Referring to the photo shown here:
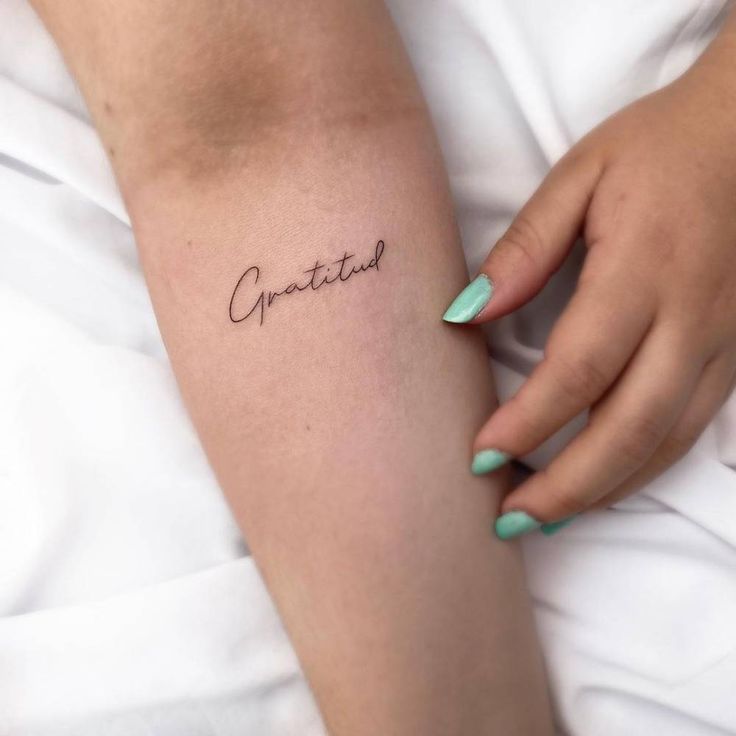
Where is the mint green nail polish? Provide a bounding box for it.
[471,449,510,475]
[540,515,578,536]
[443,275,493,323]
[494,511,542,541]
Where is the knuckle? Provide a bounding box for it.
[502,395,541,443]
[660,426,701,463]
[615,415,663,467]
[498,215,546,267]
[548,353,610,404]
[537,470,588,519]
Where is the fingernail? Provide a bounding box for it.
[442,274,493,323]
[494,511,542,541]
[540,515,578,536]
[471,449,510,475]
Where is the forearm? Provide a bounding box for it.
[31,2,553,733]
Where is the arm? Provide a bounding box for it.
[30,2,553,732]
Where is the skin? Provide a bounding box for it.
[29,1,554,734]
[462,9,736,524]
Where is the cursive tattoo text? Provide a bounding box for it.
[229,239,386,326]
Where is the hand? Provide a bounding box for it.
[442,43,736,540]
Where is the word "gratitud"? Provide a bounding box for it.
[228,240,386,326]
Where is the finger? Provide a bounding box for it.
[590,352,736,510]
[471,266,654,474]
[494,325,703,538]
[442,149,604,324]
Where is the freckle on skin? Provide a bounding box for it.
[103,100,113,115]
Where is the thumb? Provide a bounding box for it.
[443,151,604,324]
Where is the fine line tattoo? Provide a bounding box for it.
[229,239,386,326]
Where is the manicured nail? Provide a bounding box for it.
[540,515,578,536]
[471,449,510,475]
[443,274,493,323]
[494,511,542,541]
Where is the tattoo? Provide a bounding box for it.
[229,239,386,326]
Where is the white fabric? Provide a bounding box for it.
[1,0,735,734]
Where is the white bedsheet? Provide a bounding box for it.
[1,1,735,733]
